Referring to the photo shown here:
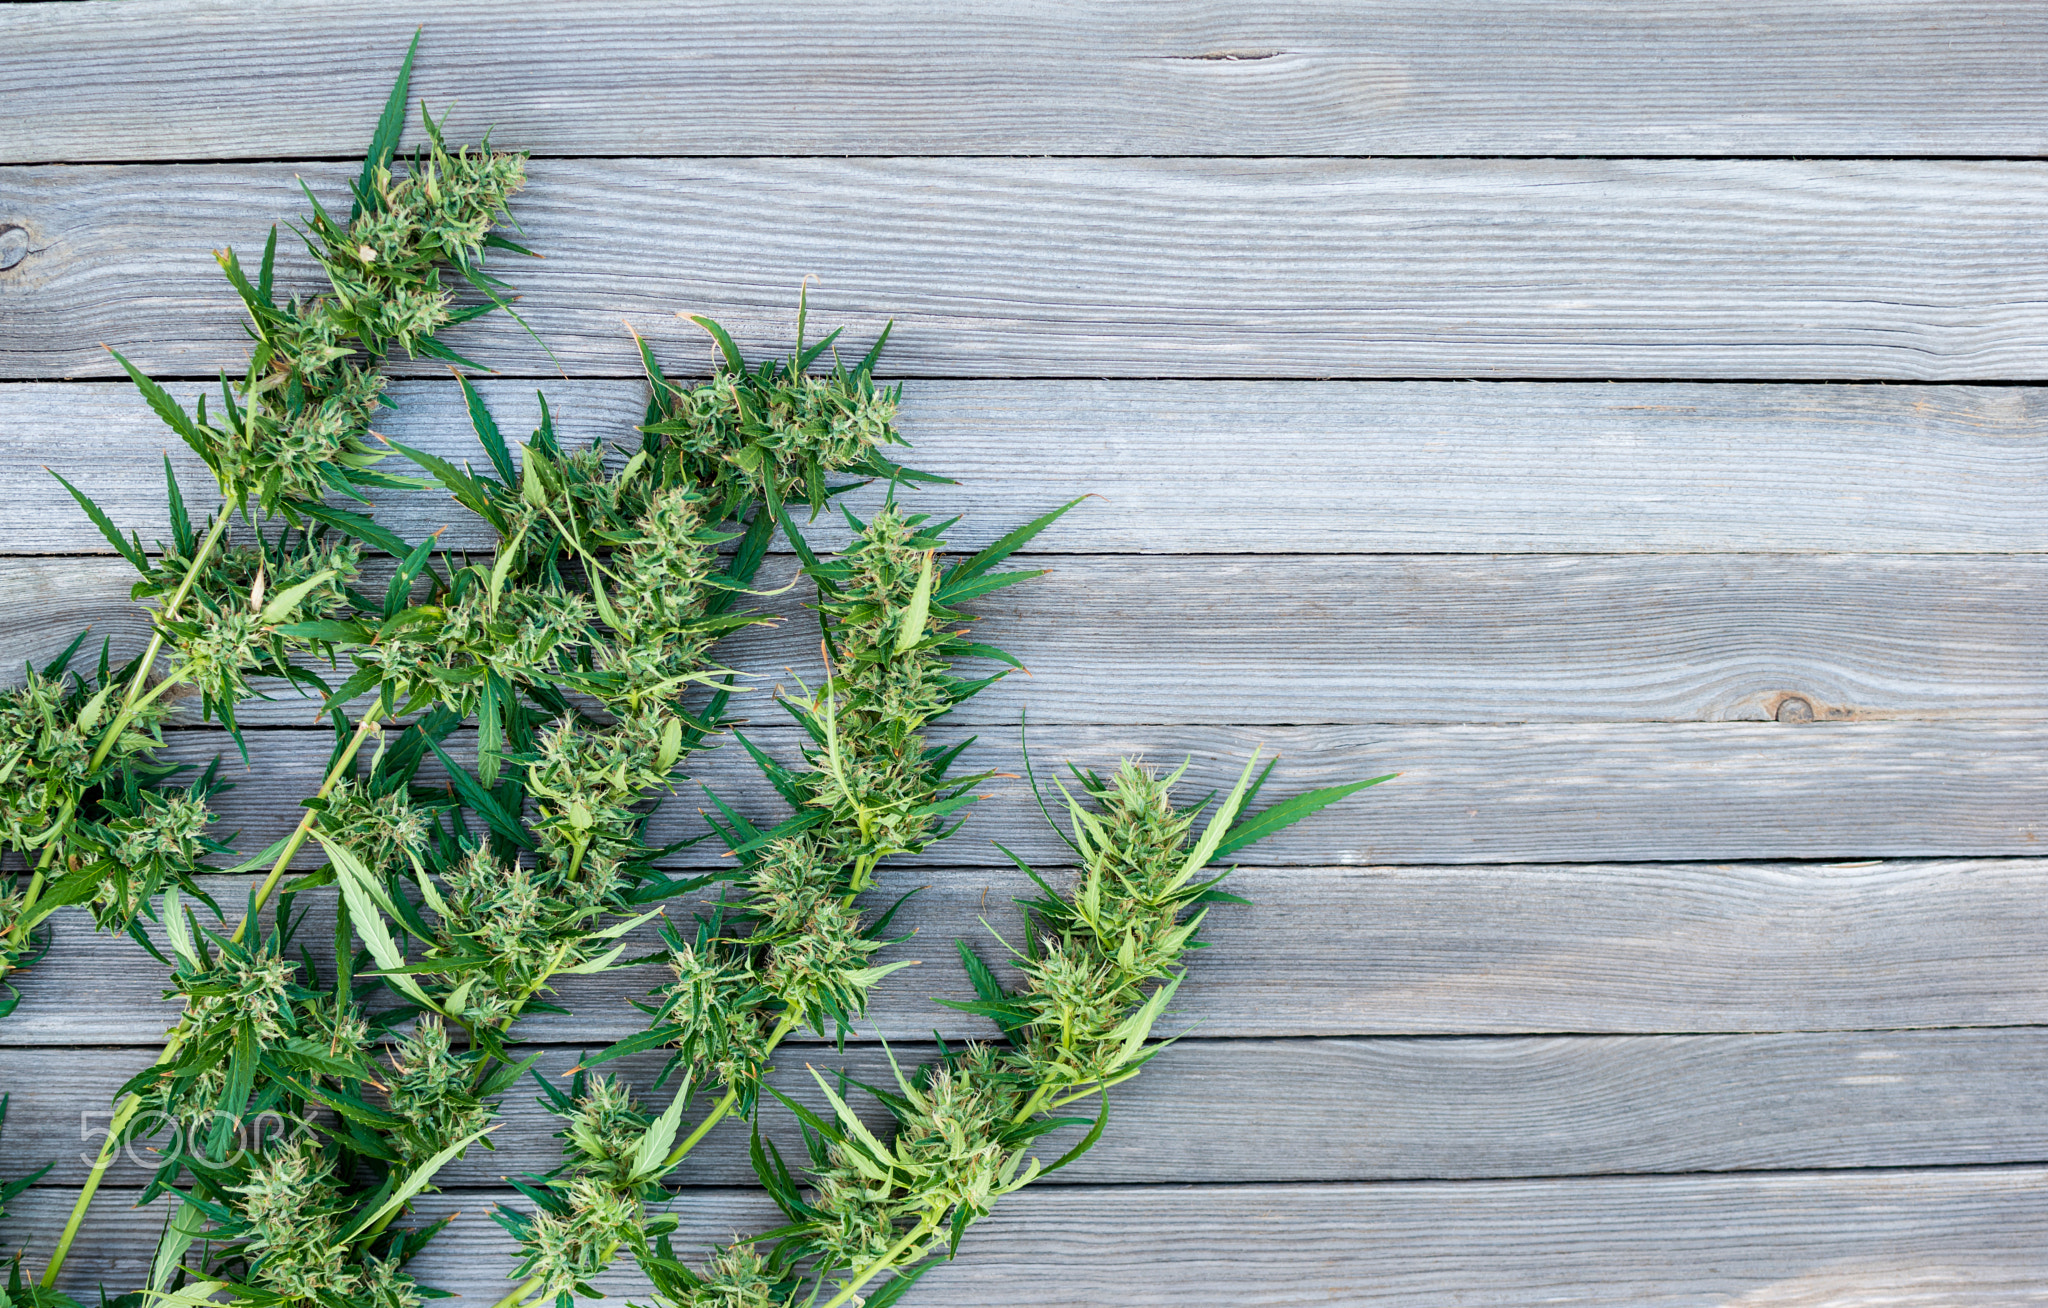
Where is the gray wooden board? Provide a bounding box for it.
[14,379,2048,555]
[8,552,2048,726]
[10,160,2048,380]
[7,858,2044,1044]
[8,1,2048,161]
[115,721,2048,867]
[9,6,2048,1292]
[16,1169,2048,1305]
[6,1029,2045,1189]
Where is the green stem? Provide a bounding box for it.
[819,1211,941,1308]
[41,1029,187,1287]
[41,710,381,1287]
[486,1274,546,1308]
[17,512,235,977]
[4,669,189,978]
[1010,1082,1054,1126]
[88,510,233,775]
[0,837,66,980]
[659,1014,799,1173]
[234,712,382,945]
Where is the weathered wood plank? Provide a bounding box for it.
[109,721,2048,868]
[19,1169,2048,1304]
[16,379,2048,555]
[7,1,2048,161]
[8,1029,2043,1189]
[9,551,2047,726]
[9,159,2048,380]
[9,857,2044,1044]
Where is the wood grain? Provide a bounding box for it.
[14,379,2048,555]
[9,857,2043,1045]
[6,1,2048,161]
[7,1029,2042,1189]
[17,1169,2048,1305]
[8,550,2047,726]
[111,720,2048,868]
[9,159,2048,380]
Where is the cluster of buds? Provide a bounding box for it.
[593,498,1069,1123]
[21,49,544,1305]
[645,753,1385,1308]
[0,638,230,1012]
[24,51,536,1013]
[495,1073,683,1305]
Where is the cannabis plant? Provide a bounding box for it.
[2,37,1400,1308]
[471,485,1073,1305]
[633,751,1384,1308]
[18,37,542,1297]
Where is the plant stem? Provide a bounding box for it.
[41,1031,185,1286]
[488,1232,622,1308]
[40,709,381,1287]
[658,1014,799,1174]
[818,1211,941,1308]
[10,511,234,970]
[0,838,65,982]
[486,1274,546,1308]
[1011,1082,1054,1126]
[87,510,233,776]
[234,711,382,945]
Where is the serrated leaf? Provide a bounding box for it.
[1214,773,1396,860]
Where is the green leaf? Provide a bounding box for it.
[931,565,1046,608]
[271,1039,371,1080]
[214,245,268,318]
[1040,1090,1110,1175]
[163,453,195,558]
[273,619,372,643]
[288,499,416,558]
[413,332,491,371]
[1214,773,1396,860]
[687,314,747,373]
[863,1260,939,1308]
[459,372,517,485]
[939,496,1085,593]
[425,737,536,850]
[355,27,421,223]
[257,224,277,305]
[630,1079,693,1182]
[955,940,1010,1007]
[340,1119,494,1243]
[1174,752,1265,889]
[145,1279,232,1308]
[149,1197,208,1296]
[573,1024,685,1070]
[382,436,501,523]
[317,834,438,1011]
[49,470,146,571]
[257,569,338,625]
[893,550,935,655]
[106,348,211,461]
[852,319,894,378]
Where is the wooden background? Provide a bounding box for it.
[3,2,2045,1301]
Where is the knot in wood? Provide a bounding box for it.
[1775,696,1815,724]
[0,225,27,272]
